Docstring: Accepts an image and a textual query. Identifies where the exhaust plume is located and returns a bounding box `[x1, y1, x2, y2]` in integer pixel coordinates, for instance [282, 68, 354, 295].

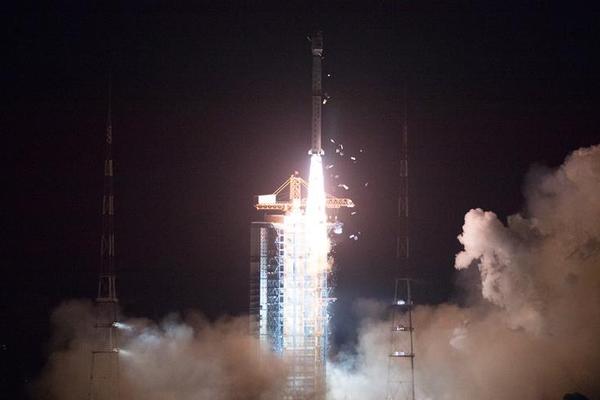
[36, 301, 286, 400]
[329, 144, 600, 399]
[36, 145, 600, 399]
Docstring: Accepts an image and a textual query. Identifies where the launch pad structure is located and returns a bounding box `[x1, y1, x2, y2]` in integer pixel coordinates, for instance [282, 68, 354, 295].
[250, 174, 353, 399]
[386, 86, 416, 400]
[88, 82, 120, 400]
[250, 32, 353, 399]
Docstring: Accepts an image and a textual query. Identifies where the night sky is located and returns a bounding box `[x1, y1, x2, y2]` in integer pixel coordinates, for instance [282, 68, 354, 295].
[5, 3, 600, 398]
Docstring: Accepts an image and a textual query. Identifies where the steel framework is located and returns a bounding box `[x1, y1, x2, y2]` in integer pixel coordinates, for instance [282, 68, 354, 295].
[251, 174, 352, 399]
[255, 174, 355, 212]
[386, 85, 415, 400]
[387, 279, 415, 400]
[89, 82, 120, 400]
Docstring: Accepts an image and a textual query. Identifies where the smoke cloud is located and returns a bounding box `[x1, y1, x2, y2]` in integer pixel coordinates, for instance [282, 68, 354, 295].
[35, 301, 286, 400]
[37, 145, 600, 399]
[329, 145, 600, 399]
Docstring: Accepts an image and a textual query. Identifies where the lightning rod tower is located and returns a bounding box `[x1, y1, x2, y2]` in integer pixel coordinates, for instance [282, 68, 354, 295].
[386, 85, 415, 400]
[88, 79, 120, 400]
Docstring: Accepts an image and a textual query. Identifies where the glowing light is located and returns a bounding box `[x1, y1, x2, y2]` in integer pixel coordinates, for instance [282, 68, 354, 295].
[112, 322, 132, 330]
[333, 224, 343, 235]
[118, 349, 132, 357]
[258, 194, 277, 204]
[306, 154, 330, 275]
[280, 154, 330, 384]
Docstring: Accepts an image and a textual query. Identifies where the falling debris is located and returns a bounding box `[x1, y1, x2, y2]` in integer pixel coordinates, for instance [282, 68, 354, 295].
[350, 156, 357, 161]
[351, 211, 357, 216]
[337, 184, 349, 190]
[330, 138, 336, 143]
[359, 148, 364, 153]
[364, 182, 369, 187]
[326, 164, 334, 169]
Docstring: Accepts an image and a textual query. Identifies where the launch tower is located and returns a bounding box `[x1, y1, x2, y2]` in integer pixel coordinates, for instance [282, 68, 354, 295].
[386, 87, 416, 400]
[88, 83, 120, 400]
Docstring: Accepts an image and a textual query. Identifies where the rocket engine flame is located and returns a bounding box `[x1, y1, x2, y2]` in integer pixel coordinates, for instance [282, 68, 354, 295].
[306, 154, 330, 274]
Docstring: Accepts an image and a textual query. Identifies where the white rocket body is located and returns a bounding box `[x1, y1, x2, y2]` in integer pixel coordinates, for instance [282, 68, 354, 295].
[310, 31, 324, 155]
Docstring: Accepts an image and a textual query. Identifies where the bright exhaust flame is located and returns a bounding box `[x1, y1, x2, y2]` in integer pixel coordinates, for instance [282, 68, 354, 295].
[280, 154, 331, 394]
[306, 154, 330, 274]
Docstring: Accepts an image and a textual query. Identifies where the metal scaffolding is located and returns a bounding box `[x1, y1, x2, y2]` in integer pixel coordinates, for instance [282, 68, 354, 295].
[386, 85, 415, 400]
[387, 279, 415, 400]
[250, 174, 353, 399]
[89, 81, 120, 400]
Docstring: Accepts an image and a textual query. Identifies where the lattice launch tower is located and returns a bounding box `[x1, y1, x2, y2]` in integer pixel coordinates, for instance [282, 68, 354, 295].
[88, 82, 120, 400]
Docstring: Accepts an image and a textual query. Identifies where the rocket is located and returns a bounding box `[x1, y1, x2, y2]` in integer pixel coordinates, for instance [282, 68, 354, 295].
[309, 31, 324, 155]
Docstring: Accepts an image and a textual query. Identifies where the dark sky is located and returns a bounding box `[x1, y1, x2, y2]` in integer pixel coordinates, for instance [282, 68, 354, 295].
[5, 2, 600, 398]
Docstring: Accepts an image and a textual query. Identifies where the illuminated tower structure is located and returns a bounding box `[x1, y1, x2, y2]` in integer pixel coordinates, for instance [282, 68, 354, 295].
[250, 175, 353, 399]
[89, 83, 120, 400]
[249, 31, 354, 400]
[386, 86, 415, 400]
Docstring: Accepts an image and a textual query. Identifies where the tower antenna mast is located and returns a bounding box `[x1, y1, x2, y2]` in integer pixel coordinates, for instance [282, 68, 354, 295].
[88, 76, 120, 400]
[386, 84, 416, 400]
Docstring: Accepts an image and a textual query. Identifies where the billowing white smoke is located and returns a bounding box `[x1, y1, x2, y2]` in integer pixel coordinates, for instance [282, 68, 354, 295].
[36, 301, 286, 400]
[36, 155, 332, 400]
[37, 145, 600, 399]
[329, 145, 600, 399]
